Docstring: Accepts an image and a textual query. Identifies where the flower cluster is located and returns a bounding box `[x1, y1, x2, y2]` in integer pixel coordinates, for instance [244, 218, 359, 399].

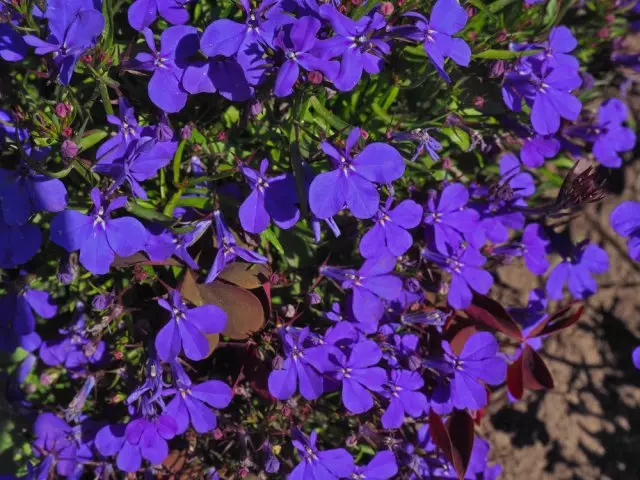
[0, 0, 637, 478]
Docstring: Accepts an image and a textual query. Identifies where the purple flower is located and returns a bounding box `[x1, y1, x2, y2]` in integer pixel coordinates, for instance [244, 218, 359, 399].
[546, 239, 609, 300]
[317, 5, 389, 91]
[353, 451, 398, 479]
[0, 286, 55, 347]
[309, 127, 405, 220]
[268, 326, 328, 400]
[145, 220, 210, 269]
[239, 158, 300, 234]
[422, 245, 493, 310]
[403, 0, 471, 82]
[611, 200, 640, 261]
[381, 370, 426, 429]
[536, 25, 580, 72]
[95, 97, 143, 164]
[321, 254, 403, 325]
[520, 134, 560, 168]
[443, 332, 506, 410]
[94, 136, 177, 198]
[32, 414, 84, 477]
[530, 66, 583, 135]
[165, 361, 233, 434]
[360, 197, 422, 258]
[134, 26, 199, 112]
[633, 346, 640, 370]
[0, 158, 68, 226]
[0, 23, 27, 61]
[522, 223, 551, 275]
[39, 304, 106, 371]
[423, 183, 479, 254]
[205, 210, 268, 283]
[50, 188, 147, 274]
[328, 340, 386, 413]
[392, 128, 443, 162]
[23, 0, 104, 85]
[155, 290, 227, 361]
[272, 16, 337, 97]
[571, 98, 636, 168]
[0, 212, 42, 268]
[289, 427, 355, 479]
[95, 402, 178, 473]
[128, 0, 191, 31]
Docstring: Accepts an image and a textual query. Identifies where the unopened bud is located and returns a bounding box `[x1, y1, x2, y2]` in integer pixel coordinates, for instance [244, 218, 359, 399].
[308, 70, 323, 85]
[180, 124, 193, 140]
[55, 103, 72, 118]
[61, 140, 79, 159]
[380, 2, 394, 15]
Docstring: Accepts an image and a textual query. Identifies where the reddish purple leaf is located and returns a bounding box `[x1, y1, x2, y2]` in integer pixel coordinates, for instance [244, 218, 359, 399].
[521, 344, 554, 390]
[465, 294, 522, 340]
[446, 410, 475, 480]
[526, 302, 584, 339]
[507, 352, 524, 400]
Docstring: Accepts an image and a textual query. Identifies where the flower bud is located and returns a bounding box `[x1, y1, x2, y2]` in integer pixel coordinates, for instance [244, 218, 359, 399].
[250, 101, 263, 116]
[92, 291, 115, 311]
[61, 140, 79, 159]
[380, 2, 394, 15]
[306, 291, 321, 305]
[180, 124, 193, 140]
[308, 70, 323, 85]
[55, 102, 72, 118]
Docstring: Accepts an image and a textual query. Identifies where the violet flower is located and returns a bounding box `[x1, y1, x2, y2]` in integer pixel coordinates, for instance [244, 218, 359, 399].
[353, 451, 398, 479]
[320, 254, 403, 325]
[206, 210, 268, 283]
[359, 197, 422, 258]
[392, 127, 443, 162]
[381, 369, 426, 429]
[0, 22, 27, 61]
[327, 339, 386, 413]
[128, 0, 191, 31]
[520, 134, 560, 168]
[155, 290, 227, 361]
[50, 188, 147, 275]
[289, 427, 355, 479]
[611, 200, 640, 261]
[165, 361, 233, 434]
[95, 97, 144, 164]
[238, 158, 300, 234]
[145, 220, 211, 269]
[134, 26, 199, 113]
[522, 223, 551, 275]
[0, 211, 42, 268]
[309, 127, 405, 220]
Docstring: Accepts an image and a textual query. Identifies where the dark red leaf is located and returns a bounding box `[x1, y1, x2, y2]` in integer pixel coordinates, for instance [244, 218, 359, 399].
[507, 352, 524, 400]
[464, 294, 522, 340]
[521, 344, 554, 390]
[449, 326, 477, 356]
[446, 410, 475, 480]
[428, 410, 452, 461]
[526, 302, 584, 339]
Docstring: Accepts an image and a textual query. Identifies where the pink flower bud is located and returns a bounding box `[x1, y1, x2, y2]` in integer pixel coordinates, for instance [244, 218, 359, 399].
[380, 2, 394, 15]
[308, 70, 323, 85]
[61, 140, 79, 159]
[55, 102, 72, 118]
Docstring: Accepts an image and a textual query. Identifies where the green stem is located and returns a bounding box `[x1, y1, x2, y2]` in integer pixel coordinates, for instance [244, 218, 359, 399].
[98, 83, 114, 116]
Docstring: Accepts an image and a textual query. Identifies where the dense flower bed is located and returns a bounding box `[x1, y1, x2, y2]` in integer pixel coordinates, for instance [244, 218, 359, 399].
[0, 0, 638, 478]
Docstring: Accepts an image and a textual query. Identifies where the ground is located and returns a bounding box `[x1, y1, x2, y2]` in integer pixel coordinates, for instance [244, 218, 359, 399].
[481, 156, 640, 479]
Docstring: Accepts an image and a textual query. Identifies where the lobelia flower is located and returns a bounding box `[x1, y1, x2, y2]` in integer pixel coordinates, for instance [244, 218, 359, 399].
[134, 26, 199, 113]
[530, 25, 580, 72]
[570, 98, 636, 168]
[0, 156, 68, 226]
[272, 16, 338, 97]
[93, 136, 177, 198]
[125, 353, 166, 408]
[145, 219, 211, 269]
[359, 197, 422, 258]
[95, 398, 178, 473]
[39, 303, 106, 372]
[289, 427, 355, 480]
[268, 326, 328, 400]
[421, 245, 493, 310]
[238, 158, 300, 234]
[301, 162, 342, 242]
[263, 441, 281, 473]
[128, 0, 192, 31]
[205, 210, 268, 283]
[31, 413, 95, 477]
[155, 289, 227, 361]
[0, 210, 42, 268]
[164, 361, 233, 434]
[522, 223, 551, 275]
[545, 238, 609, 300]
[309, 127, 405, 220]
[610, 200, 640, 261]
[50, 189, 147, 274]
[0, 22, 27, 61]
[317, 5, 390, 91]
[0, 284, 55, 352]
[381, 369, 426, 429]
[633, 346, 640, 370]
[23, 0, 104, 85]
[321, 254, 403, 325]
[402, 0, 471, 83]
[392, 128, 443, 162]
[352, 451, 398, 479]
[442, 332, 507, 410]
[327, 339, 386, 413]
[95, 97, 145, 164]
[423, 183, 479, 254]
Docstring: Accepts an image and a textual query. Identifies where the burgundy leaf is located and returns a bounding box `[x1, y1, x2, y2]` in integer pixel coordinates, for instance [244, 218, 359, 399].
[465, 294, 522, 340]
[521, 344, 554, 390]
[449, 326, 478, 356]
[526, 302, 584, 339]
[507, 352, 524, 400]
[429, 410, 452, 461]
[446, 410, 475, 480]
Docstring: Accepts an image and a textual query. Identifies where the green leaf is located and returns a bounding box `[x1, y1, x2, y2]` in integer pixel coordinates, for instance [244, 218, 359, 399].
[126, 201, 176, 225]
[101, 0, 114, 50]
[488, 0, 518, 13]
[261, 227, 284, 255]
[474, 48, 542, 60]
[78, 129, 107, 151]
[309, 96, 350, 131]
[172, 139, 186, 185]
[442, 127, 471, 151]
[175, 196, 213, 210]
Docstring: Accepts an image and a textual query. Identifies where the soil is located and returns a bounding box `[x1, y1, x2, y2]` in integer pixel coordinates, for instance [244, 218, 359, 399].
[481, 158, 640, 479]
